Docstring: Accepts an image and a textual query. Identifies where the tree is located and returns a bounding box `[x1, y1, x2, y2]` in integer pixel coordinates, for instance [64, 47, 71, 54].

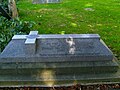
[8, 0, 18, 18]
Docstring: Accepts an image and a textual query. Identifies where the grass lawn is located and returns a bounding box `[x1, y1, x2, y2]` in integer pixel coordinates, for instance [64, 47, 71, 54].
[17, 0, 120, 59]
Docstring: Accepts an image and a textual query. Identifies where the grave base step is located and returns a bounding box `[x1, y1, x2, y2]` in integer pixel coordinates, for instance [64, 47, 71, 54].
[0, 69, 120, 86]
[0, 65, 118, 75]
[0, 60, 118, 75]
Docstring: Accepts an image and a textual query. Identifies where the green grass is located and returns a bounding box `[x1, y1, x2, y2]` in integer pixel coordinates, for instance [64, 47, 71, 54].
[17, 0, 120, 59]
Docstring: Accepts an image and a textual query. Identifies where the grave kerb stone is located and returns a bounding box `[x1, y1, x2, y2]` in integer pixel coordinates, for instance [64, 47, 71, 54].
[12, 34, 100, 39]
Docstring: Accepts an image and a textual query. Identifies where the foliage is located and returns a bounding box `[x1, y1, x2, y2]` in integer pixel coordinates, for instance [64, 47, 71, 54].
[10, 18, 36, 34]
[0, 16, 11, 52]
[0, 16, 35, 52]
[0, 0, 8, 12]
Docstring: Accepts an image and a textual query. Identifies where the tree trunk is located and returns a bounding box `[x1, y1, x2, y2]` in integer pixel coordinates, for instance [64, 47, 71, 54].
[8, 0, 18, 18]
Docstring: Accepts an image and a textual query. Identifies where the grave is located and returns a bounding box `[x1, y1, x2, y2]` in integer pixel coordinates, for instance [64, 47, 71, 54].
[33, 0, 60, 4]
[0, 31, 120, 86]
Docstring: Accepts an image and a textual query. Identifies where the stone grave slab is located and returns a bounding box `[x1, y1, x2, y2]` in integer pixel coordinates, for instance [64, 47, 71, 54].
[0, 31, 119, 86]
[33, 0, 60, 4]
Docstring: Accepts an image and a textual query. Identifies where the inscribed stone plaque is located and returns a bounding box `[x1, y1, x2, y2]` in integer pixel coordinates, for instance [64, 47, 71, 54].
[38, 39, 68, 55]
[37, 38, 111, 56]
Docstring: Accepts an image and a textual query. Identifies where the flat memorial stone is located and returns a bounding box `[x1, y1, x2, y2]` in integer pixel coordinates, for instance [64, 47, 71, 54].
[0, 32, 114, 62]
[33, 0, 60, 4]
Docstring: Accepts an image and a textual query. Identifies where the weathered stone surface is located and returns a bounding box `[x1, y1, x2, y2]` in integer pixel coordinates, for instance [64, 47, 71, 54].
[0, 34, 114, 62]
[33, 0, 60, 4]
[0, 70, 120, 86]
[0, 60, 118, 75]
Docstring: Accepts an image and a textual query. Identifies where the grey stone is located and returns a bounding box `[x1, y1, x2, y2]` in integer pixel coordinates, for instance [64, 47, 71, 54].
[84, 8, 95, 11]
[0, 60, 118, 75]
[33, 0, 60, 4]
[0, 31, 119, 86]
[25, 31, 38, 54]
[0, 33, 114, 62]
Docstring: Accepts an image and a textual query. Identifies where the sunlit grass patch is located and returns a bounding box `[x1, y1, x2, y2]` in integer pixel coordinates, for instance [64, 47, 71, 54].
[17, 0, 120, 59]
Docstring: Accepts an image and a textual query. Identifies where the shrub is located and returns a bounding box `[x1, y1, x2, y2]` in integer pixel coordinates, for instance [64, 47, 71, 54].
[0, 0, 9, 12]
[0, 16, 35, 52]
